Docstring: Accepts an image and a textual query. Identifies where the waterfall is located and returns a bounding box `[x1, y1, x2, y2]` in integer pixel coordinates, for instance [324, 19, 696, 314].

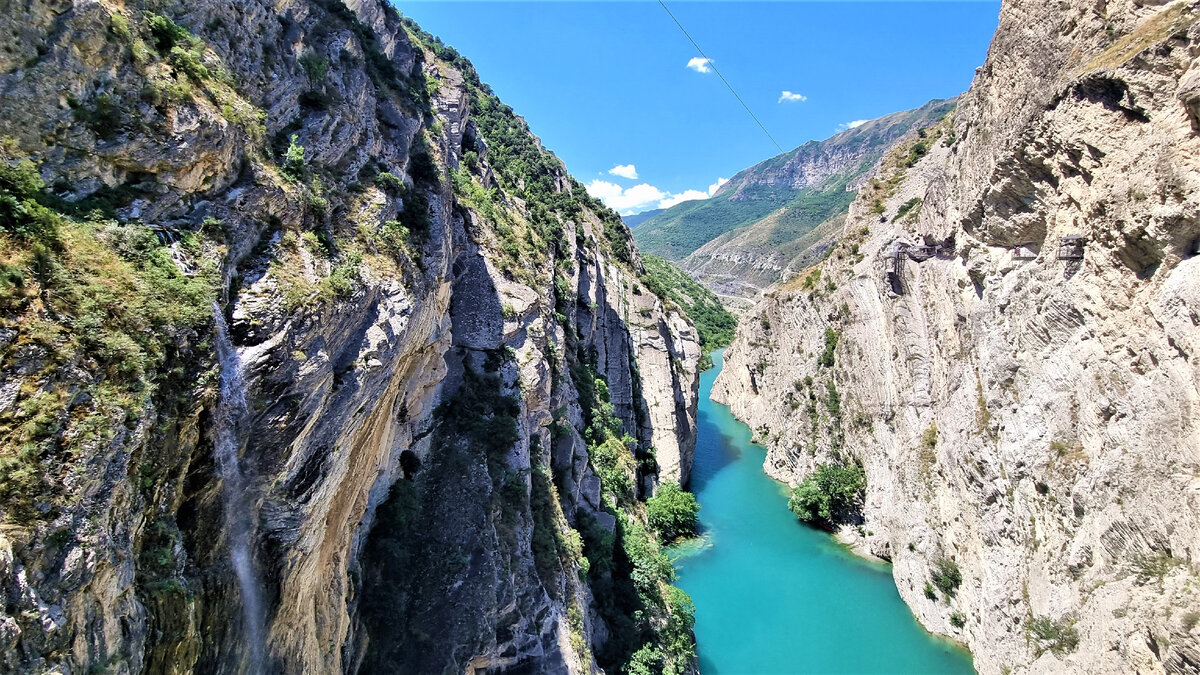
[212, 302, 266, 673]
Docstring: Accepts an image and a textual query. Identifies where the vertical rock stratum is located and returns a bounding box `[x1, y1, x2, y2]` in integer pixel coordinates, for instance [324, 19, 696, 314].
[0, 1, 700, 672]
[716, 0, 1200, 673]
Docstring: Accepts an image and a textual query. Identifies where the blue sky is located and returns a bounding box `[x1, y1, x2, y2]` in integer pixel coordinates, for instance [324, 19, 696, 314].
[396, 2, 1000, 214]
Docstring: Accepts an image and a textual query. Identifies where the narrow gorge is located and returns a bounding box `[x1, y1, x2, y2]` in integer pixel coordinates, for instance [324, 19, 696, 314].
[1, 0, 1198, 673]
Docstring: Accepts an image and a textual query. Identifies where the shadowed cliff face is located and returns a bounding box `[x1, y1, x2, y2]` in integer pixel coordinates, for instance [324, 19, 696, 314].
[0, 1, 698, 672]
[716, 1, 1200, 673]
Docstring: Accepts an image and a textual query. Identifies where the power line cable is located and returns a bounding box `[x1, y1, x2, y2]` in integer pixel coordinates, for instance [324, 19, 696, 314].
[657, 0, 785, 154]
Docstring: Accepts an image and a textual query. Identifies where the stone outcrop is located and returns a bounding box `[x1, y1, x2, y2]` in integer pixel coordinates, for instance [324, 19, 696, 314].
[715, 1, 1200, 673]
[0, 1, 698, 672]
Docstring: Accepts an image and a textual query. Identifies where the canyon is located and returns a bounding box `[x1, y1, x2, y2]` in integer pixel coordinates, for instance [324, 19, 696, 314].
[1, 0, 1199, 673]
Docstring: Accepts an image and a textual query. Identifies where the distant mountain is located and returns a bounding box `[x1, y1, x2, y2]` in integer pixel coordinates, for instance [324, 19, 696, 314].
[633, 98, 957, 302]
[622, 208, 664, 228]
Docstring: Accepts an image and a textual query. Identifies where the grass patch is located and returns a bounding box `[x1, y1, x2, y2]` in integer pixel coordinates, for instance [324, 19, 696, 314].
[1085, 4, 1199, 72]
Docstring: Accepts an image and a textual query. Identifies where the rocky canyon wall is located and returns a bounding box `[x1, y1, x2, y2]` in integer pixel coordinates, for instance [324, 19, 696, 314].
[0, 1, 698, 672]
[715, 1, 1200, 673]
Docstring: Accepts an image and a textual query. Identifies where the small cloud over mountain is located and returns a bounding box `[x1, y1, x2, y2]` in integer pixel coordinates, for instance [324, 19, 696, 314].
[587, 176, 730, 215]
[838, 119, 869, 131]
[608, 164, 639, 180]
[687, 57, 713, 74]
[778, 91, 807, 103]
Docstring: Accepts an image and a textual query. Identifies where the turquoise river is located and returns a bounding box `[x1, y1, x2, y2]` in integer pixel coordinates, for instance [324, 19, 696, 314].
[670, 350, 975, 674]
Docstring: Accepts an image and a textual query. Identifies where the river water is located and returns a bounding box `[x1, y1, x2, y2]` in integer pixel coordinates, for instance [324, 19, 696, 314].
[670, 349, 974, 674]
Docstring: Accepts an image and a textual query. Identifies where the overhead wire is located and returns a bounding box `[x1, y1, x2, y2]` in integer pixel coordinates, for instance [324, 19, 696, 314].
[656, 0, 785, 154]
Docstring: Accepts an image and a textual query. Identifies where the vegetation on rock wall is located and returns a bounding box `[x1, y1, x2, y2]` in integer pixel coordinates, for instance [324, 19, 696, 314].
[0, 143, 218, 523]
[787, 462, 866, 526]
[646, 482, 700, 544]
[401, 17, 638, 274]
[641, 254, 737, 362]
[570, 354, 697, 674]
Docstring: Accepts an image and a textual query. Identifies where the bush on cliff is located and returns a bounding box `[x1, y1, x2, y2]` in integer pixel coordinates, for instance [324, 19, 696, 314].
[646, 482, 700, 543]
[788, 462, 865, 524]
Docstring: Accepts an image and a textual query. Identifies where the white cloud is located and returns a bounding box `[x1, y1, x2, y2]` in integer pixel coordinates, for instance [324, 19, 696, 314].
[778, 90, 807, 103]
[608, 164, 639, 180]
[588, 176, 730, 215]
[687, 57, 713, 74]
[586, 180, 667, 214]
[838, 119, 869, 131]
[657, 190, 709, 210]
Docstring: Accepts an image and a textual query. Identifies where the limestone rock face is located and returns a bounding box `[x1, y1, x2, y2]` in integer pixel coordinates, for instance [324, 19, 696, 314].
[715, 1, 1200, 673]
[0, 1, 698, 672]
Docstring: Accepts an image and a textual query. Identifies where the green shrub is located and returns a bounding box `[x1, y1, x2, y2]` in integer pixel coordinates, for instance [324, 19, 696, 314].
[168, 45, 208, 80]
[788, 462, 865, 524]
[299, 52, 329, 80]
[922, 423, 938, 449]
[931, 557, 962, 597]
[825, 380, 841, 418]
[376, 171, 405, 195]
[646, 482, 699, 543]
[923, 582, 937, 600]
[818, 328, 839, 368]
[0, 159, 60, 241]
[462, 150, 479, 173]
[1132, 550, 1181, 584]
[620, 517, 673, 594]
[1027, 616, 1079, 656]
[904, 140, 929, 168]
[109, 13, 132, 42]
[282, 135, 305, 181]
[627, 644, 664, 675]
[146, 13, 193, 52]
[950, 611, 966, 628]
[317, 254, 361, 301]
[893, 197, 921, 222]
[306, 177, 328, 214]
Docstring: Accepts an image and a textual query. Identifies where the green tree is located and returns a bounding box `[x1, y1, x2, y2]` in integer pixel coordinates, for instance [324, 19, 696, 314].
[283, 135, 306, 181]
[788, 462, 865, 524]
[646, 482, 700, 543]
[931, 557, 962, 597]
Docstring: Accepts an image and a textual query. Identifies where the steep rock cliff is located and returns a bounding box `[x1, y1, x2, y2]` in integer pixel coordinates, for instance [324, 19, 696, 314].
[716, 1, 1200, 673]
[0, 1, 699, 672]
